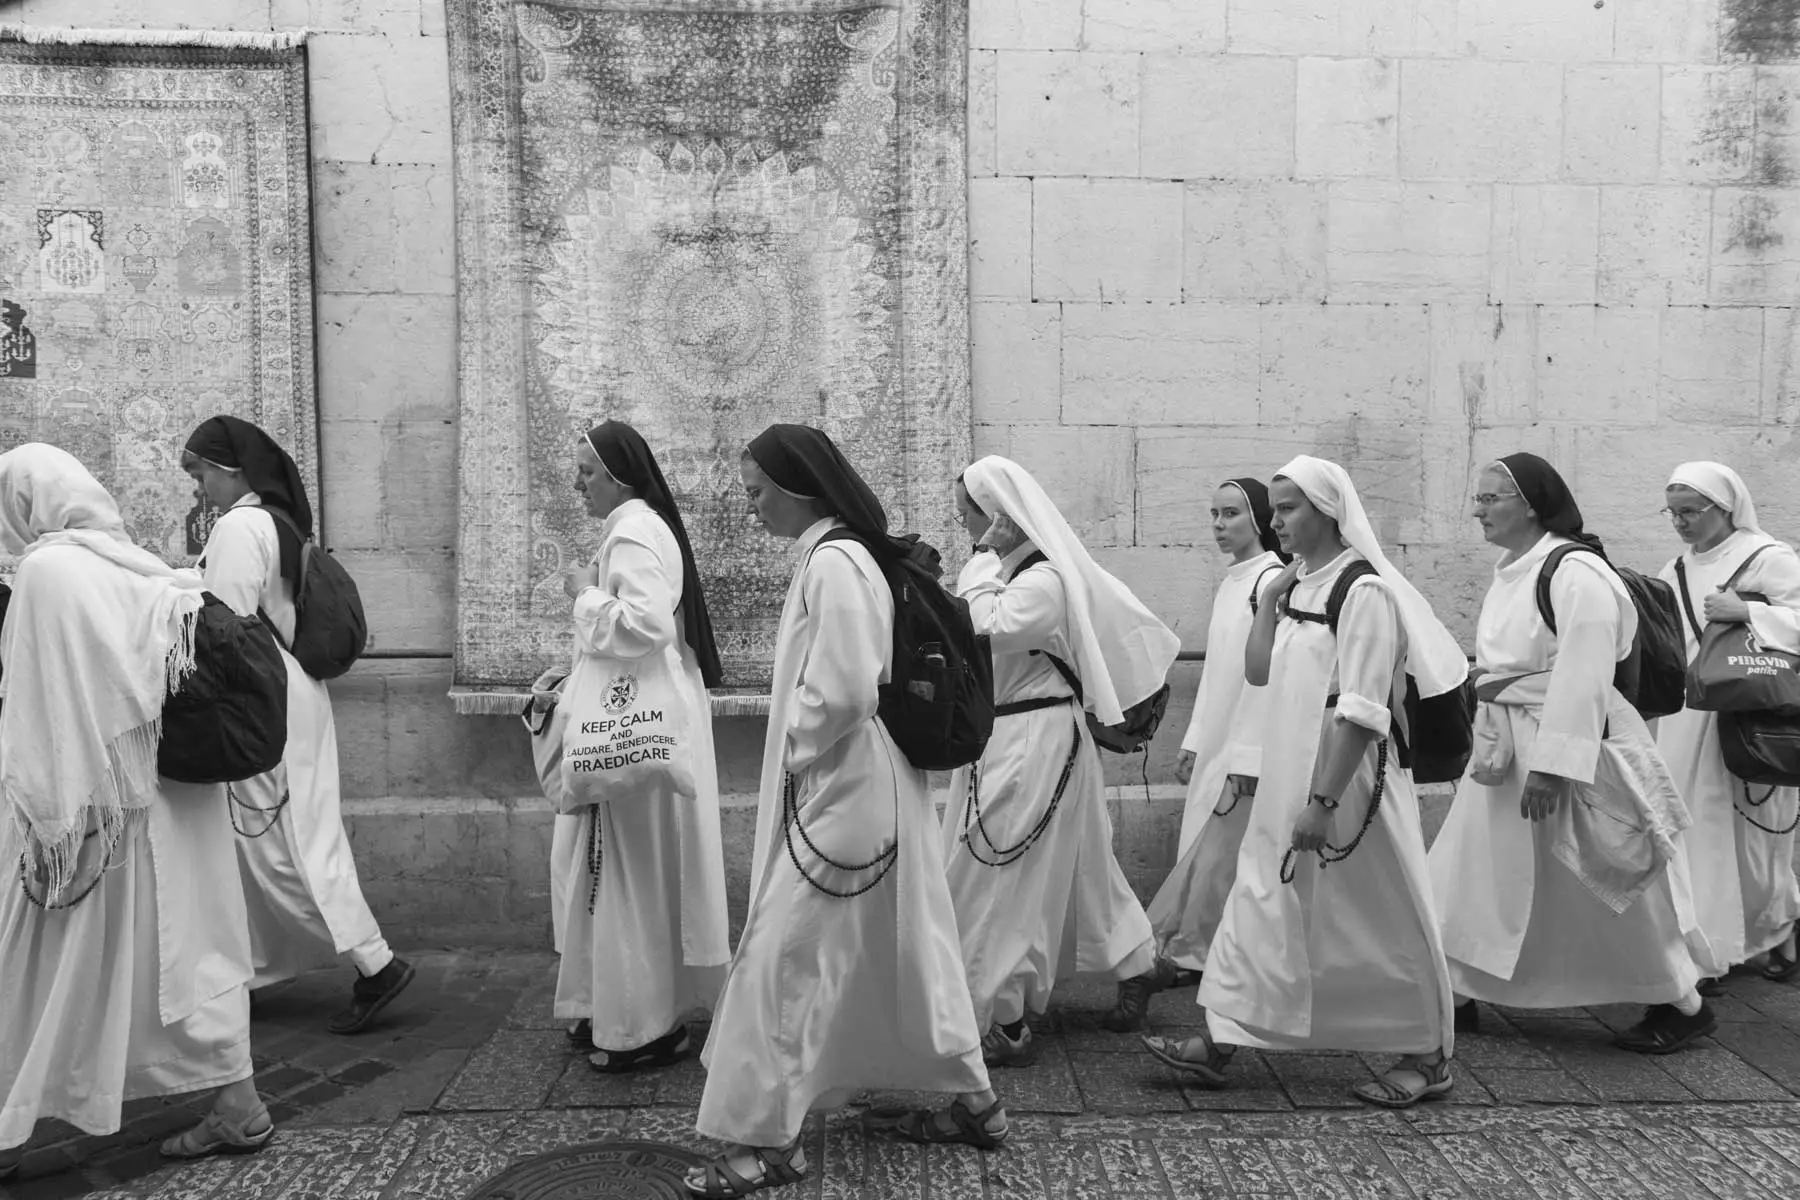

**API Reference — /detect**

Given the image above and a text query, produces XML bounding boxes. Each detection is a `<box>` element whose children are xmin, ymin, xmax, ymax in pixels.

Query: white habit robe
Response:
<box><xmin>698</xmin><ymin>518</ymin><xmax>988</xmax><ymax>1147</ymax></box>
<box><xmin>0</xmin><ymin>784</ymin><xmax>253</xmax><ymax>1147</ymax></box>
<box><xmin>200</xmin><ymin>495</ymin><xmax>389</xmax><ymax>984</ymax></box>
<box><xmin>1200</xmin><ymin>551</ymin><xmax>1453</xmax><ymax>1056</ymax></box>
<box><xmin>552</xmin><ymin>500</ymin><xmax>730</xmax><ymax>1049</ymax></box>
<box><xmin>941</xmin><ymin>544</ymin><xmax>1156</xmax><ymax>1030</ymax></box>
<box><xmin>1660</xmin><ymin>529</ymin><xmax>1800</xmax><ymax>968</ymax></box>
<box><xmin>1146</xmin><ymin>550</ymin><xmax>1282</xmax><ymax>973</ymax></box>
<box><xmin>1431</xmin><ymin>535</ymin><xmax>1706</xmax><ymax>1007</ymax></box>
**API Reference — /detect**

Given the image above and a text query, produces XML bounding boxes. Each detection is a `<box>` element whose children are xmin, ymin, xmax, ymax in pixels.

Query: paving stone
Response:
<box><xmin>1655</xmin><ymin>1048</ymin><xmax>1791</xmax><ymax>1102</ymax></box>
<box><xmin>1550</xmin><ymin>1047</ymin><xmax>1695</xmax><ymax>1103</ymax></box>
<box><xmin>1695</xmin><ymin>1126</ymin><xmax>1800</xmax><ymax>1195</ymax></box>
<box><xmin>1638</xmin><ymin>1125</ymin><xmax>1783</xmax><ymax>1199</ymax></box>
<box><xmin>1264</xmin><ymin>1053</ymin><xmax>1371</xmax><ymax>1110</ymax></box>
<box><xmin>1706</xmin><ymin>1021</ymin><xmax>1800</xmax><ymax>1094</ymax></box>
<box><xmin>1471</xmin><ymin>1068</ymin><xmax>1601</xmax><ymax>1107</ymax></box>
<box><xmin>1449</xmin><ymin>1033</ymin><xmax>1557</xmax><ymax>1071</ymax></box>
<box><xmin>434</xmin><ymin>1030</ymin><xmax>565</xmax><ymax>1111</ymax></box>
<box><xmin>1069</xmin><ymin>1052</ymin><xmax>1191</xmax><ymax>1114</ymax></box>
<box><xmin>1208</xmin><ymin>1136</ymin><xmax>1297</xmax><ymax>1194</ymax></box>
<box><xmin>1370</xmin><ymin>1136</ymin><xmax>1472</xmax><ymax>1200</ymax></box>
<box><xmin>1483</xmin><ymin>1131</ymin><xmax>1601</xmax><ymax>1199</ymax></box>
<box><xmin>1426</xmin><ymin>1133</ymin><xmax>1536</xmax><ymax>1197</ymax></box>
<box><xmin>994</xmin><ymin>1039</ymin><xmax>1085</xmax><ymax>1115</ymax></box>
<box><xmin>1313</xmin><ymin>1135</ymin><xmax>1415</xmax><ymax>1200</ymax></box>
<box><xmin>1179</xmin><ymin>1051</ymin><xmax>1293</xmax><ymax>1113</ymax></box>
<box><xmin>1149</xmin><ymin>1138</ymin><xmax>1227</xmax><ymax>1200</ymax></box>
<box><xmin>1535</xmin><ymin>1130</ymin><xmax>1659</xmax><ymax>1200</ymax></box>
<box><xmin>1265</xmin><ymin>1136</ymin><xmax>1360</xmax><ymax>1199</ymax></box>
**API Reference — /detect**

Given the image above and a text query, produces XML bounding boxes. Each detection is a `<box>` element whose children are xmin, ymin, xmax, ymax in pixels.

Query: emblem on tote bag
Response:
<box><xmin>604</xmin><ymin>672</ymin><xmax>639</xmax><ymax>713</ymax></box>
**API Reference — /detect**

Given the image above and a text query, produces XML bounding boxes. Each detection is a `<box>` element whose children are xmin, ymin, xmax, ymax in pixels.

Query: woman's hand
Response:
<box><xmin>562</xmin><ymin>561</ymin><xmax>600</xmax><ymax>600</ymax></box>
<box><xmin>1520</xmin><ymin>770</ymin><xmax>1570</xmax><ymax>822</ymax></box>
<box><xmin>1263</xmin><ymin>559</ymin><xmax>1303</xmax><ymax>611</ymax></box>
<box><xmin>1703</xmin><ymin>591</ymin><xmax>1752</xmax><ymax>624</ymax></box>
<box><xmin>1290</xmin><ymin>798</ymin><xmax>1332</xmax><ymax>853</ymax></box>
<box><xmin>980</xmin><ymin>513</ymin><xmax>1027</xmax><ymax>557</ymax></box>
<box><xmin>1174</xmin><ymin>750</ymin><xmax>1196</xmax><ymax>784</ymax></box>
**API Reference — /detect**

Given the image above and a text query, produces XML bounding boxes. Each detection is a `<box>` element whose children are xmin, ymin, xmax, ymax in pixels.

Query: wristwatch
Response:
<box><xmin>1309</xmin><ymin>792</ymin><xmax>1339</xmax><ymax>811</ymax></box>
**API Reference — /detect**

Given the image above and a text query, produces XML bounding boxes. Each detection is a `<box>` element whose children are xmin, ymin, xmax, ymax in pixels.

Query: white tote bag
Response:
<box><xmin>557</xmin><ymin>648</ymin><xmax>695</xmax><ymax>811</ymax></box>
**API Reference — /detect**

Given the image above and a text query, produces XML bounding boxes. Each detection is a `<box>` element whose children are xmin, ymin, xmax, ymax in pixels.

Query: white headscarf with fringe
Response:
<box><xmin>0</xmin><ymin>444</ymin><xmax>204</xmax><ymax>895</ymax></box>
<box><xmin>961</xmin><ymin>455</ymin><xmax>1181</xmax><ymax>725</ymax></box>
<box><xmin>1275</xmin><ymin>455</ymin><xmax>1469</xmax><ymax>700</ymax></box>
<box><xmin>1667</xmin><ymin>461</ymin><xmax>1767</xmax><ymax>537</ymax></box>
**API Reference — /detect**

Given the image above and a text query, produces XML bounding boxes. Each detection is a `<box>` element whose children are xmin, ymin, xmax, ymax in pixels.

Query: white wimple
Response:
<box><xmin>0</xmin><ymin>25</ymin><xmax>308</xmax><ymax>49</ymax></box>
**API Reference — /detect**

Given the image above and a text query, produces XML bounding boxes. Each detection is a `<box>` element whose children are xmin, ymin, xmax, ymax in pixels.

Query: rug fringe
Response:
<box><xmin>0</xmin><ymin>25</ymin><xmax>309</xmax><ymax>50</ymax></box>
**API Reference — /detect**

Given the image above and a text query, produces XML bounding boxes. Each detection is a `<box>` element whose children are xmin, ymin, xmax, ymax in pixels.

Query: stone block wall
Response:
<box><xmin>14</xmin><ymin>0</ymin><xmax>1800</xmax><ymax>939</ymax></box>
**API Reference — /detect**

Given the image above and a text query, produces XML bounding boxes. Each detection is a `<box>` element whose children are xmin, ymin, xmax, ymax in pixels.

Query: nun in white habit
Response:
<box><xmin>1143</xmin><ymin>456</ymin><xmax>1463</xmax><ymax>1109</ymax></box>
<box><xmin>1145</xmin><ymin>478</ymin><xmax>1286</xmax><ymax>981</ymax></box>
<box><xmin>1658</xmin><ymin>462</ymin><xmax>1800</xmax><ymax>985</ymax></box>
<box><xmin>943</xmin><ymin>456</ymin><xmax>1179</xmax><ymax>1064</ymax></box>
<box><xmin>550</xmin><ymin>421</ymin><xmax>731</xmax><ymax>1071</ymax></box>
<box><xmin>689</xmin><ymin>425</ymin><xmax>999</xmax><ymax>1200</ymax></box>
<box><xmin>0</xmin><ymin>445</ymin><xmax>267</xmax><ymax>1175</ymax></box>
<box><xmin>1429</xmin><ymin>454</ymin><xmax>1711</xmax><ymax>1054</ymax></box>
<box><xmin>181</xmin><ymin>416</ymin><xmax>411</xmax><ymax>1036</ymax></box>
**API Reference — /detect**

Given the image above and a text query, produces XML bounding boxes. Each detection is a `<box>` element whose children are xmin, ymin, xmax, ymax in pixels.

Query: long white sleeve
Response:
<box><xmin>785</xmin><ymin>545</ymin><xmax>887</xmax><ymax>775</ymax></box>
<box><xmin>959</xmin><ymin>553</ymin><xmax>1066</xmax><ymax>654</ymax></box>
<box><xmin>1529</xmin><ymin>558</ymin><xmax>1619</xmax><ymax>785</ymax></box>
<box><xmin>1332</xmin><ymin>581</ymin><xmax>1401</xmax><ymax>737</ymax></box>
<box><xmin>571</xmin><ymin>536</ymin><xmax>678</xmax><ymax>662</ymax></box>
<box><xmin>200</xmin><ymin>509</ymin><xmax>274</xmax><ymax>619</ymax></box>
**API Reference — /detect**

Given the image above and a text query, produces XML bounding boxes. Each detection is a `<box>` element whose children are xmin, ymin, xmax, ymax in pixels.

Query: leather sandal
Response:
<box><xmin>684</xmin><ymin>1143</ymin><xmax>807</xmax><ymax>1198</ymax></box>
<box><xmin>1766</xmin><ymin>949</ymin><xmax>1800</xmax><ymax>984</ymax></box>
<box><xmin>891</xmin><ymin>1097</ymin><xmax>1009</xmax><ymax>1149</ymax></box>
<box><xmin>589</xmin><ymin>1025</ymin><xmax>690</xmax><ymax>1074</ymax></box>
<box><xmin>160</xmin><ymin>1105</ymin><xmax>275</xmax><ymax>1160</ymax></box>
<box><xmin>1352</xmin><ymin>1055</ymin><xmax>1454</xmax><ymax>1109</ymax></box>
<box><xmin>1140</xmin><ymin>1032</ymin><xmax>1234</xmax><ymax>1088</ymax></box>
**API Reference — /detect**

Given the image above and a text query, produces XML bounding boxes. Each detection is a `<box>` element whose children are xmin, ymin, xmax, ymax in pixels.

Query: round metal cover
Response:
<box><xmin>466</xmin><ymin>1140</ymin><xmax>708</xmax><ymax>1199</ymax></box>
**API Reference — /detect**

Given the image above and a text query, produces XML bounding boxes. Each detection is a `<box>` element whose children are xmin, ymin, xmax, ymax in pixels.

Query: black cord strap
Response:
<box><xmin>961</xmin><ymin>715</ymin><xmax>1082</xmax><ymax>867</ymax></box>
<box><xmin>1280</xmin><ymin>739</ymin><xmax>1389</xmax><ymax>885</ymax></box>
<box><xmin>782</xmin><ymin>772</ymin><xmax>898</xmax><ymax>898</ymax></box>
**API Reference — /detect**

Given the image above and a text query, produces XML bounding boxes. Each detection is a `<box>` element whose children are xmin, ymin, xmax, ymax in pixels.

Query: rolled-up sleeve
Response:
<box><xmin>1742</xmin><ymin>544</ymin><xmax>1800</xmax><ymax>655</ymax></box>
<box><xmin>960</xmin><ymin>554</ymin><xmax>1066</xmax><ymax>654</ymax></box>
<box><xmin>1332</xmin><ymin>581</ymin><xmax>1399</xmax><ymax>736</ymax></box>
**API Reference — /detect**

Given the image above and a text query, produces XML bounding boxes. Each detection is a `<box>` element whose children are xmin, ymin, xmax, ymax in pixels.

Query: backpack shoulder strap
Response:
<box><xmin>1247</xmin><ymin>563</ymin><xmax>1282</xmax><ymax>616</ymax></box>
<box><xmin>1322</xmin><ymin>560</ymin><xmax>1379</xmax><ymax>634</ymax></box>
<box><xmin>1533</xmin><ymin>543</ymin><xmax>1595</xmax><ymax>637</ymax></box>
<box><xmin>1673</xmin><ymin>558</ymin><xmax>1704</xmax><ymax>642</ymax></box>
<box><xmin>1007</xmin><ymin>549</ymin><xmax>1050</xmax><ymax>583</ymax></box>
<box><xmin>1033</xmin><ymin>650</ymin><xmax>1084</xmax><ymax>705</ymax></box>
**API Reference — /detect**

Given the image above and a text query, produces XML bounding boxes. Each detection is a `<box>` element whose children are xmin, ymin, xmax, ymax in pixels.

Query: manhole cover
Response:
<box><xmin>467</xmin><ymin>1140</ymin><xmax>707</xmax><ymax>1199</ymax></box>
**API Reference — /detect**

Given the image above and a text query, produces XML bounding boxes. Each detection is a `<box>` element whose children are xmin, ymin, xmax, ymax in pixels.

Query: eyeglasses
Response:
<box><xmin>1472</xmin><ymin>492</ymin><xmax>1522</xmax><ymax>507</ymax></box>
<box><xmin>1660</xmin><ymin>504</ymin><xmax>1716</xmax><ymax>524</ymax></box>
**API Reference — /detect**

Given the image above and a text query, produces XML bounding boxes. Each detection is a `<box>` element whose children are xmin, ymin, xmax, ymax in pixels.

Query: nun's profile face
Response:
<box><xmin>573</xmin><ymin>440</ymin><xmax>631</xmax><ymax>520</ymax></box>
<box><xmin>1211</xmin><ymin>486</ymin><xmax>1261</xmax><ymax>560</ymax></box>
<box><xmin>739</xmin><ymin>456</ymin><xmax>817</xmax><ymax>540</ymax></box>
<box><xmin>1268</xmin><ymin>477</ymin><xmax>1333</xmax><ymax>557</ymax></box>
<box><xmin>1664</xmin><ymin>484</ymin><xmax>1731</xmax><ymax>549</ymax></box>
<box><xmin>1472</xmin><ymin>465</ymin><xmax>1537</xmax><ymax>550</ymax></box>
<box><xmin>953</xmin><ymin>480</ymin><xmax>991</xmax><ymax>542</ymax></box>
<box><xmin>181</xmin><ymin>451</ymin><xmax>249</xmax><ymax>511</ymax></box>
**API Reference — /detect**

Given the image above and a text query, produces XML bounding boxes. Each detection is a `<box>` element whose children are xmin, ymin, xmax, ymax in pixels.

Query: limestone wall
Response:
<box><xmin>12</xmin><ymin>0</ymin><xmax>1800</xmax><ymax>939</ymax></box>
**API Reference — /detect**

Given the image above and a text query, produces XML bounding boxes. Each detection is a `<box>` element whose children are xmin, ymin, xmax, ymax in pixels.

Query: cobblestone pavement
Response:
<box><xmin>10</xmin><ymin>951</ymin><xmax>1800</xmax><ymax>1199</ymax></box>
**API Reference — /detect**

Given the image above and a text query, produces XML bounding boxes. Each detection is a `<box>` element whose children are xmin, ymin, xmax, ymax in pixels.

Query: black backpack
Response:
<box><xmin>815</xmin><ymin>529</ymin><xmax>995</xmax><ymax>771</ymax></box>
<box><xmin>1535</xmin><ymin>544</ymin><xmax>1685</xmax><ymax>719</ymax></box>
<box><xmin>257</xmin><ymin>505</ymin><xmax>368</xmax><ymax>680</ymax></box>
<box><xmin>1297</xmin><ymin>560</ymin><xmax>1475</xmax><ymax>785</ymax></box>
<box><xmin>0</xmin><ymin>580</ymin><xmax>9</xmax><ymax>711</ymax></box>
<box><xmin>1012</xmin><ymin>551</ymin><xmax>1170</xmax><ymax>754</ymax></box>
<box><xmin>158</xmin><ymin>592</ymin><xmax>290</xmax><ymax>784</ymax></box>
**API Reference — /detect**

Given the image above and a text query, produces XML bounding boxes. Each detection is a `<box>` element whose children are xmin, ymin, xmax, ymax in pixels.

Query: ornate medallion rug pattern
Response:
<box><xmin>0</xmin><ymin>32</ymin><xmax>318</xmax><ymax>563</ymax></box>
<box><xmin>447</xmin><ymin>0</ymin><xmax>969</xmax><ymax>700</ymax></box>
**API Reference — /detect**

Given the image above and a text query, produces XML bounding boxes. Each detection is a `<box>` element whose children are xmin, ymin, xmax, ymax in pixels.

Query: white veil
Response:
<box><xmin>1276</xmin><ymin>455</ymin><xmax>1468</xmax><ymax>699</ymax></box>
<box><xmin>962</xmin><ymin>455</ymin><xmax>1181</xmax><ymax>725</ymax></box>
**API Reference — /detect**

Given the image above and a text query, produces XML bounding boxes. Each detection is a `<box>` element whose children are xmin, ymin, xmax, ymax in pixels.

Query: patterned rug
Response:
<box><xmin>447</xmin><ymin>0</ymin><xmax>969</xmax><ymax>705</ymax></box>
<box><xmin>0</xmin><ymin>29</ymin><xmax>317</xmax><ymax>563</ymax></box>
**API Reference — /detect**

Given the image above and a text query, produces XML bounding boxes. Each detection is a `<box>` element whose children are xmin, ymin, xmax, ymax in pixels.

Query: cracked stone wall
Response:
<box><xmin>14</xmin><ymin>0</ymin><xmax>1800</xmax><ymax>940</ymax></box>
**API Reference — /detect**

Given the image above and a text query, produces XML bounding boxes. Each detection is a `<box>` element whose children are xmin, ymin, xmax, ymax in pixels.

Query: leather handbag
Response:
<box><xmin>1676</xmin><ymin>546</ymin><xmax>1800</xmax><ymax>715</ymax></box>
